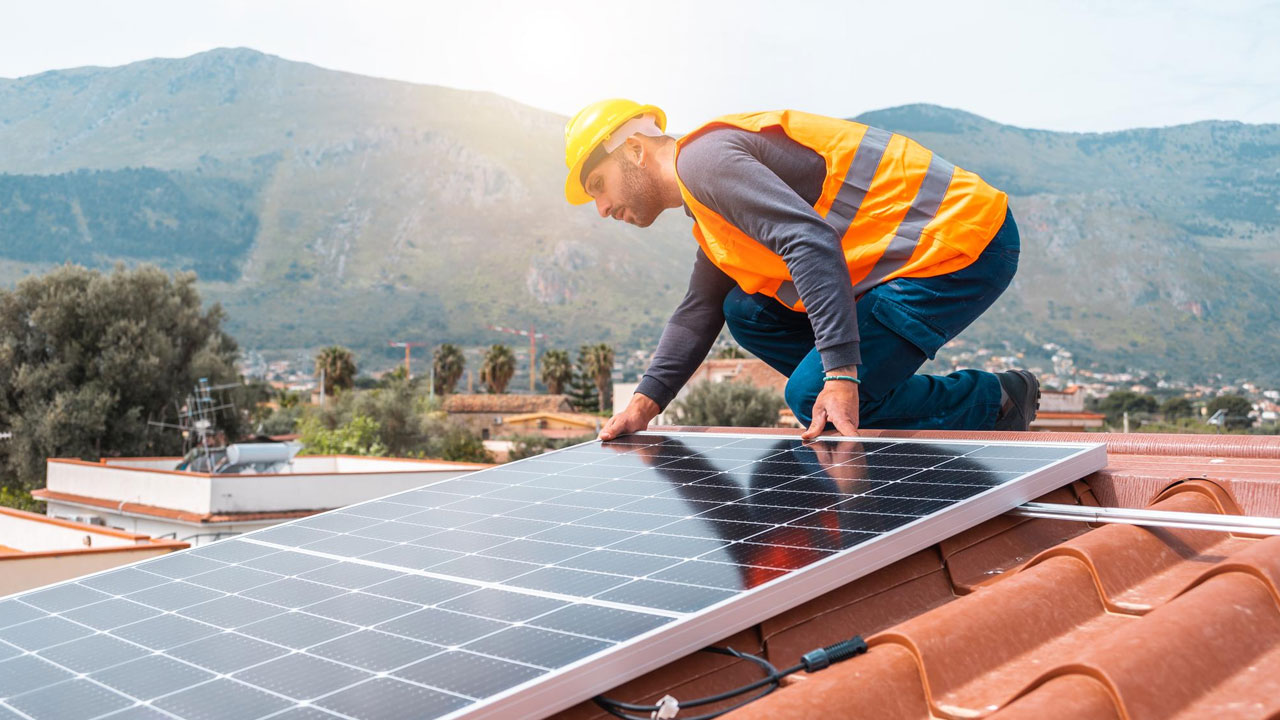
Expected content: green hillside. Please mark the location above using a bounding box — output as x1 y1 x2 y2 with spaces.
1 50 1278 383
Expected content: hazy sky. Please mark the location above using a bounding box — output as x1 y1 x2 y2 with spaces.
2 0 1278 132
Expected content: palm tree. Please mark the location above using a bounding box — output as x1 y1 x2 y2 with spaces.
432 344 465 396
480 344 516 394
582 343 615 413
314 346 356 396
540 349 573 395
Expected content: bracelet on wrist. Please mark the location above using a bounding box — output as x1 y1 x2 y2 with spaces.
823 375 861 384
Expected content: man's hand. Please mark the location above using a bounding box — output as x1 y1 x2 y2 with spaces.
801 367 861 440
599 393 661 441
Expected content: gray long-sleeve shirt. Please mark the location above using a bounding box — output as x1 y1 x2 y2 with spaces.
634 126 862 409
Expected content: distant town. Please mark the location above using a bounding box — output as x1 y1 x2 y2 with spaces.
238 336 1280 433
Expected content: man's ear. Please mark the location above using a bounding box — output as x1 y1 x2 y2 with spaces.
623 136 647 168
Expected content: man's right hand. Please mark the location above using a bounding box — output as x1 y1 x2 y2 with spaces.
598 393 661 441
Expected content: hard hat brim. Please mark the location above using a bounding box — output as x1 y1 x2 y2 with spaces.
564 104 666 206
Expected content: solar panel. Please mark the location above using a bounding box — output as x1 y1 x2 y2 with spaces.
0 432 1105 720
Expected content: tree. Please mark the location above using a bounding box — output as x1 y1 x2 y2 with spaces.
670 381 785 428
0 264 238 498
1094 390 1159 426
581 343 615 413
297 413 387 456
432 344 465 396
298 378 490 462
566 366 599 412
315 346 356 396
540 349 573 395
1206 394 1254 431
480 345 516 394
716 345 746 359
1161 396 1194 421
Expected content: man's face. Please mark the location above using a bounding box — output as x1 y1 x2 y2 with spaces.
583 143 666 228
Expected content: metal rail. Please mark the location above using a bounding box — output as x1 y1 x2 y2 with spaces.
1010 502 1280 536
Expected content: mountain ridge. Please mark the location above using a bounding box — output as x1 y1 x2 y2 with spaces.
2 48 1278 383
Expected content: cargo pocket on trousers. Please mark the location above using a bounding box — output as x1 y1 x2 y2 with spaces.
869 296 949 360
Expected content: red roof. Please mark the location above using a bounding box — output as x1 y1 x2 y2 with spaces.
443 394 574 413
31 489 324 525
551 428 1280 720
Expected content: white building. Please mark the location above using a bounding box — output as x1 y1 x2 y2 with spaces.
33 455 487 547
0 506 187 595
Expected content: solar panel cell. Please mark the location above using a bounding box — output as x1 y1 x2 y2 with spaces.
165 631 290 674
153 678 293 720
300 592 420 626
596 579 736 613
7 677 133 720
240 578 346 608
309 630 442 672
36 633 148 674
464 625 611 669
76 568 169 596
237 612 355 650
359 575 474 606
19 584 112 613
61 599 169 631
314 677 469 720
0 616 91 651
375 608 507 646
91 654 215 700
394 651 543 699
555 549 680 576
125 579 225 609
233 653 371 700
112 614 219 650
504 567 630 597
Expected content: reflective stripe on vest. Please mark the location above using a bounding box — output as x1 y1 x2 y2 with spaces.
674 111 1008 311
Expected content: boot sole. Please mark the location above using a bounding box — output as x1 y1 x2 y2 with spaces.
1015 370 1041 429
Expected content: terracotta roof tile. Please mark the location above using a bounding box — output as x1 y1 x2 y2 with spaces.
986 675 1121 720
442 394 573 413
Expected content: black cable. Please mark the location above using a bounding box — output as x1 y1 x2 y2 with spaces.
594 636 867 720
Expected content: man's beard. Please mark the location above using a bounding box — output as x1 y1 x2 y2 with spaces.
616 158 664 227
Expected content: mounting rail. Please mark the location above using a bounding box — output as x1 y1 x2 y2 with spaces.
1010 502 1280 536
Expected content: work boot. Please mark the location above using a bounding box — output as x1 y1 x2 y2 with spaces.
994 370 1040 431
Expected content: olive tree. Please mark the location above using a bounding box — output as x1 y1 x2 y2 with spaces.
0 264 239 497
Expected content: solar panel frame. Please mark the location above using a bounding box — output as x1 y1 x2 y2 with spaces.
0 431 1105 720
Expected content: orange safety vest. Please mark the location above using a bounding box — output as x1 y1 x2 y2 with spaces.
674 111 1008 311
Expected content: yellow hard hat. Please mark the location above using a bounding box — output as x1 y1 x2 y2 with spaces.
564 98 667 205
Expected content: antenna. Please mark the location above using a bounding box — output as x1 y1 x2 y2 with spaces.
148 378 238 462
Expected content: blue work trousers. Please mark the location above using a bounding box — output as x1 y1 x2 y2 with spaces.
723 209 1020 430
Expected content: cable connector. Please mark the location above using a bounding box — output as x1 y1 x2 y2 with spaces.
651 695 680 719
800 636 868 673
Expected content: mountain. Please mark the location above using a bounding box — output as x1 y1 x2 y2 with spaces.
0 48 691 355
1 50 1278 383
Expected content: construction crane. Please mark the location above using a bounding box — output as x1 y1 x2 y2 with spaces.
388 341 426 380
487 324 547 392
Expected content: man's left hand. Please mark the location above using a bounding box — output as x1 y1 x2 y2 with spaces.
801 367 861 440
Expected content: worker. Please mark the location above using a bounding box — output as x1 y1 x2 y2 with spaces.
563 100 1039 440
